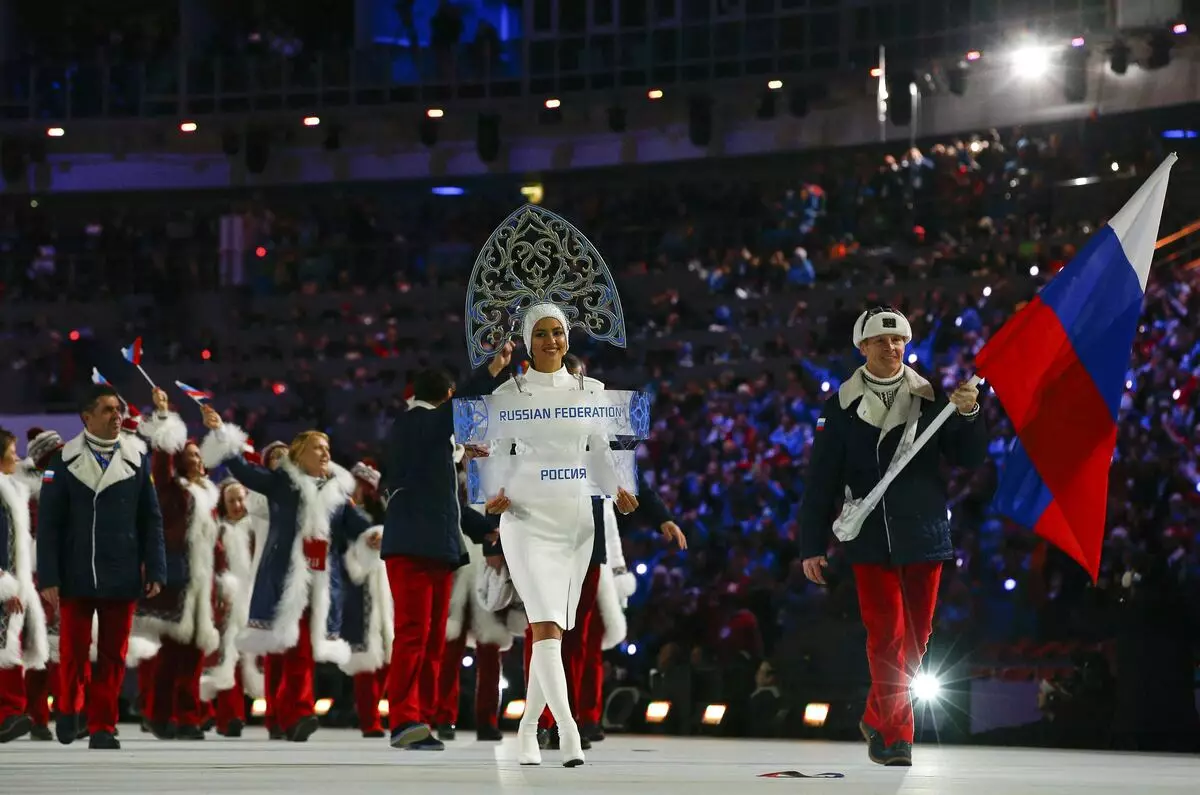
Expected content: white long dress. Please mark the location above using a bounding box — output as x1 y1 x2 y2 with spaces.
491 365 606 630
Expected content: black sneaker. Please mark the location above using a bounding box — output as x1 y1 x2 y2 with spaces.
389 721 431 748
476 725 503 742
268 728 286 740
88 731 121 750
544 725 590 751
286 715 319 743
0 715 32 743
29 724 53 741
859 720 880 744
219 720 244 738
149 720 177 740
436 723 456 741
407 736 446 751
55 713 79 745
581 723 605 742
868 737 913 766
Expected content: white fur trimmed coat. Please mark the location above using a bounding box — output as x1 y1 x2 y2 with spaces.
200 424 372 665
132 413 221 655
0 473 49 671
446 531 522 652
200 511 269 701
337 524 393 676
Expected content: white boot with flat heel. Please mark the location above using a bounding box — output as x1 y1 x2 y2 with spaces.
518 666 545 766
530 638 585 767
557 720 586 768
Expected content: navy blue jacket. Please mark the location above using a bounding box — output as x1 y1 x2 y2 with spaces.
380 367 504 568
799 377 987 566
36 433 167 600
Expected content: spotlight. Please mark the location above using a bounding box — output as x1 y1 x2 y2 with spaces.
503 700 526 720
1110 40 1130 75
1004 577 1017 591
767 79 783 90
544 98 561 109
251 698 267 717
1011 46 1053 80
1147 31 1172 69
803 702 829 727
46 127 65 138
1172 23 1188 35
647 88 664 100
426 108 445 118
1071 37 1086 48
463 655 474 668
911 672 941 701
314 698 333 715
907 353 918 364
870 67 882 77
303 116 321 127
179 121 198 133
377 700 389 717
701 704 727 726
645 701 671 724
965 50 982 61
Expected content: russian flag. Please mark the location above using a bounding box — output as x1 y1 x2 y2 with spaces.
121 337 144 365
175 380 212 402
975 154 1176 582
91 367 111 386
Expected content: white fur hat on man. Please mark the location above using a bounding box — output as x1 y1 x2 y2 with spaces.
852 306 913 347
521 302 571 352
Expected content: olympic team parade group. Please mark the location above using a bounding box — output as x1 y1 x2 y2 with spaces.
0 204 987 768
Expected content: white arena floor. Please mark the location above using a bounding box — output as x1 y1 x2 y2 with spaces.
3 727 1197 794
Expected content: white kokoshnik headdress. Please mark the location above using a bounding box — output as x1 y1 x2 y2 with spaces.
464 204 627 369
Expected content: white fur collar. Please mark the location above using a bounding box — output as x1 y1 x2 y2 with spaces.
277 457 352 541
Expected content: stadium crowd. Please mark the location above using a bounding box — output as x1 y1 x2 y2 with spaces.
1 114 1197 743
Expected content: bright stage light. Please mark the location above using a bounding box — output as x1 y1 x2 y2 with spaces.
503 700 526 719
645 700 671 723
803 702 830 727
1011 46 1053 80
314 698 333 715
701 704 727 725
911 672 942 701
377 699 389 717
251 698 267 717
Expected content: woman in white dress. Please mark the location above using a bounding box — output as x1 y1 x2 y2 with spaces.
486 302 637 767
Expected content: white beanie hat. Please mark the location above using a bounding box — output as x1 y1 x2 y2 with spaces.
852 307 913 347
521 302 570 352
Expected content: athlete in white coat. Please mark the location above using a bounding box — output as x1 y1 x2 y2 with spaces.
485 302 638 767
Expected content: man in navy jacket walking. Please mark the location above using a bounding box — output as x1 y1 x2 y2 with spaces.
800 307 985 767
380 343 512 750
37 383 166 749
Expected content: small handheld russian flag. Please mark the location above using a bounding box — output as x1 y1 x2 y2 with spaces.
175 380 212 404
91 367 111 386
121 337 143 365
121 336 157 388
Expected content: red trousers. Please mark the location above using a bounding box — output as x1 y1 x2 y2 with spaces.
138 656 158 720
59 598 136 735
853 561 943 746
384 556 454 726
577 602 606 726
150 637 205 728
353 668 388 733
262 653 284 732
214 667 246 732
434 633 502 729
523 563 600 729
268 614 315 732
0 665 26 722
25 662 58 726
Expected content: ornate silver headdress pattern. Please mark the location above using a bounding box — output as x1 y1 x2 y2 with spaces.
464 204 627 368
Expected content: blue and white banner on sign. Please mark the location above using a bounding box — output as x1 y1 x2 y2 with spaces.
466 450 639 504
453 390 652 444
